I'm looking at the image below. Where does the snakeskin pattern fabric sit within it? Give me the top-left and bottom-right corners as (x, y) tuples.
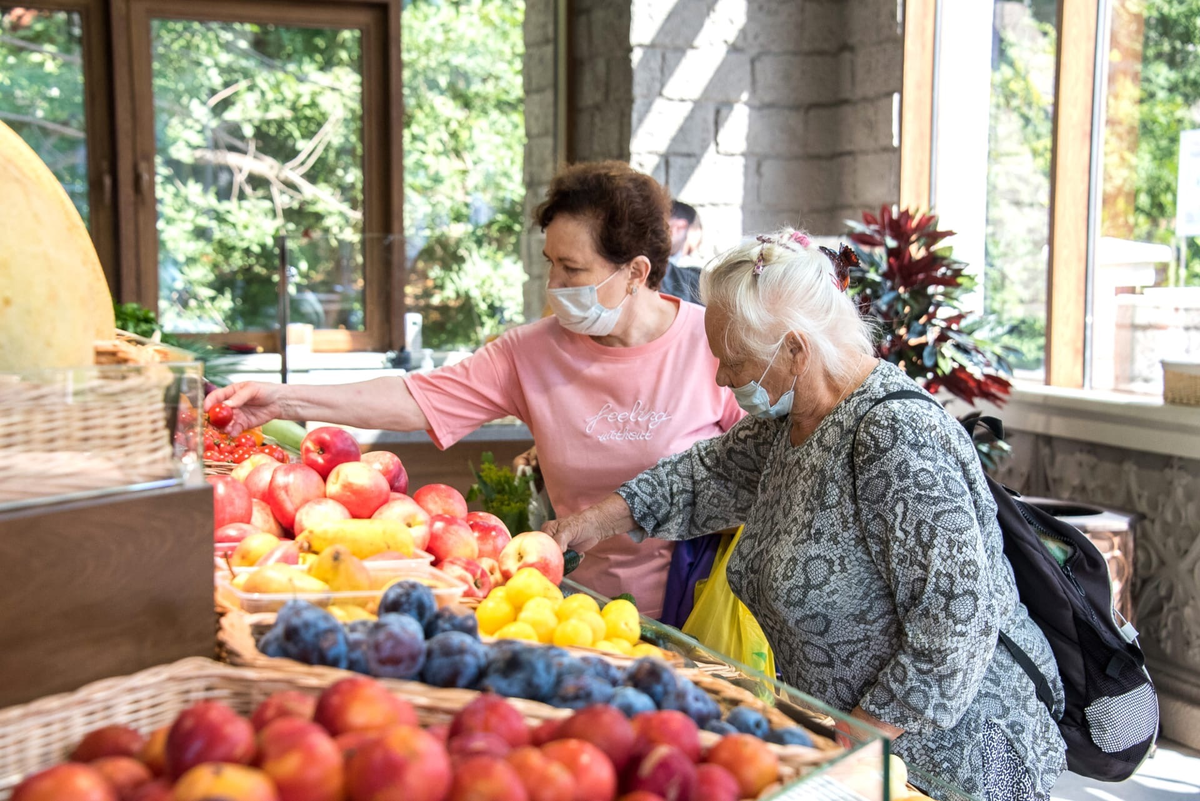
(616, 361), (1067, 799)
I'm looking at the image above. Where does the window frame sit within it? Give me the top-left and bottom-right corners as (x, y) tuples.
(901, 0), (1103, 391)
(9, 0), (404, 352)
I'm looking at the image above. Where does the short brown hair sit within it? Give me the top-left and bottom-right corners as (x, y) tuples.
(533, 161), (672, 290)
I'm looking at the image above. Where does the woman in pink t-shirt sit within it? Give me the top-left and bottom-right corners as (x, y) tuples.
(204, 161), (742, 620)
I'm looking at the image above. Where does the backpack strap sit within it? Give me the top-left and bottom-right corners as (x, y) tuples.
(851, 391), (1060, 716)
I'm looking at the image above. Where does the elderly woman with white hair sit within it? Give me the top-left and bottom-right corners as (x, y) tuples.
(546, 229), (1068, 800)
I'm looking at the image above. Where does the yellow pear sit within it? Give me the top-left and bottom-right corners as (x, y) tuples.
(231, 533), (281, 568)
(243, 564), (329, 594)
(309, 544), (372, 592)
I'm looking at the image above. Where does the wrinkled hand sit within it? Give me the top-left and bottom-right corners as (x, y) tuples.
(543, 512), (610, 554)
(203, 381), (288, 436)
(513, 445), (538, 473)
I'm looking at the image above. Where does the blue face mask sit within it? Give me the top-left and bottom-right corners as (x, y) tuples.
(730, 340), (797, 420)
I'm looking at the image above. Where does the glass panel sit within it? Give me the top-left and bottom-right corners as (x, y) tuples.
(933, 1), (1060, 380)
(0, 7), (89, 226)
(403, 0), (527, 352)
(1090, 0), (1200, 394)
(151, 19), (364, 334)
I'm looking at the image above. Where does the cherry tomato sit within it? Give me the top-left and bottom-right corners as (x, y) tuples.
(207, 402), (234, 429)
(235, 433), (257, 450)
(229, 447), (253, 464)
(204, 446), (222, 461)
(263, 445), (287, 462)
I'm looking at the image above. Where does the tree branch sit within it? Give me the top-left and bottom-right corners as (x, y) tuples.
(0, 111), (85, 138)
(0, 35), (81, 64)
(191, 147), (362, 221)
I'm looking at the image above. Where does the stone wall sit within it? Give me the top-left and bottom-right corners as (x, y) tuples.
(522, 0), (560, 321)
(994, 432), (1200, 749)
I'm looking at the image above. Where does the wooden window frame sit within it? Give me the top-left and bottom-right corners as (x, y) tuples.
(901, 0), (1101, 389)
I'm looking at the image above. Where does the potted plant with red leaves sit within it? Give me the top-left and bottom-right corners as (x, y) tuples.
(847, 207), (1018, 468)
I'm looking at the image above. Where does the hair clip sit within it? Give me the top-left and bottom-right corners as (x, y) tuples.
(819, 243), (858, 292)
(752, 231), (813, 278)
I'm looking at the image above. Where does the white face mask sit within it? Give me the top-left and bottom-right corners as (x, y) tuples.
(730, 339), (797, 420)
(546, 268), (629, 336)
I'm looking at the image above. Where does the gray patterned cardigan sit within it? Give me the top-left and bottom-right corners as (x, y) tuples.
(616, 362), (1067, 798)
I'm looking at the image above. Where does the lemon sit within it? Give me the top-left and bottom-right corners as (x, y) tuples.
(493, 621), (540, 642)
(557, 593), (601, 621)
(552, 619), (595, 648)
(576, 611), (607, 643)
(602, 599), (641, 645)
(605, 637), (634, 655)
(505, 568), (552, 609)
(488, 586), (510, 604)
(476, 595), (517, 635)
(330, 604), (376, 622)
(592, 639), (622, 653)
(518, 597), (560, 643)
(631, 643), (664, 659)
(539, 582), (565, 608)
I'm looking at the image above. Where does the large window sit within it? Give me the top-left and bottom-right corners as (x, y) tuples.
(2, 0), (528, 354)
(922, 0), (1200, 395)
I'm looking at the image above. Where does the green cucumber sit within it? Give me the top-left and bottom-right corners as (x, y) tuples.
(262, 419), (307, 453)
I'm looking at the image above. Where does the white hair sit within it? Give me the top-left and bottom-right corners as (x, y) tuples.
(698, 227), (876, 384)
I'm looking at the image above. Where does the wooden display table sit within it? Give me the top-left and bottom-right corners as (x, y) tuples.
(0, 482), (215, 708)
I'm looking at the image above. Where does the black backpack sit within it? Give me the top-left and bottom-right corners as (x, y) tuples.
(855, 391), (1159, 781)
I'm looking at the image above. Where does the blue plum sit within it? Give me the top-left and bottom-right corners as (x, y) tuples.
(366, 613), (427, 679)
(610, 686), (657, 718)
(421, 631), (488, 689)
(725, 706), (769, 738)
(378, 580), (437, 627)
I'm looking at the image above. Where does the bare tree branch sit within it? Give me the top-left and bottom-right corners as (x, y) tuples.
(0, 35), (81, 64)
(283, 109), (341, 175)
(206, 79), (251, 110)
(0, 111), (84, 139)
(191, 147), (362, 221)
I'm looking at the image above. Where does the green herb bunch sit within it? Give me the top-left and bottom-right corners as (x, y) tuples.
(466, 452), (536, 535)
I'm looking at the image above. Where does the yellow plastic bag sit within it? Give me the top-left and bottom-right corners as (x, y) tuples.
(681, 527), (775, 678)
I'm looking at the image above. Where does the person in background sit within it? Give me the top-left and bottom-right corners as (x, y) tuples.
(659, 201), (703, 305)
(684, 212), (704, 259)
(205, 161), (743, 624)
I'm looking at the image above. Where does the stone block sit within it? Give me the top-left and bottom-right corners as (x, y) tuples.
(797, 2), (845, 54)
(716, 103), (749, 154)
(661, 47), (751, 103)
(742, 207), (803, 234)
(526, 136), (557, 184)
(525, 91), (556, 139)
(745, 107), (806, 156)
(742, 0), (806, 53)
(608, 55), (634, 104)
(590, 3), (633, 62)
(843, 96), (897, 153)
(570, 10), (591, 60)
(757, 156), (842, 209)
(751, 54), (839, 105)
(852, 38), (903, 98)
(576, 57), (608, 109)
(630, 151), (667, 184)
(685, 203), (743, 254)
(631, 98), (717, 155)
(846, 0), (903, 45)
(836, 49), (855, 101)
(524, 0), (554, 47)
(591, 106), (630, 160)
(571, 108), (596, 160)
(665, 155), (700, 194)
(524, 43), (555, 94)
(851, 149), (900, 208)
(804, 104), (843, 156)
(633, 47), (664, 98)
(631, 0), (710, 49)
(678, 152), (749, 205)
(692, 0), (749, 48)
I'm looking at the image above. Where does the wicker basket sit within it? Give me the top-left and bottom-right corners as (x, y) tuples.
(1163, 360), (1200, 406)
(0, 657), (835, 800)
(217, 609), (838, 752)
(0, 364), (186, 504)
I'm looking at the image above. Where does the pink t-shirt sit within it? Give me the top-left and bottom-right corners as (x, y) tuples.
(404, 299), (743, 619)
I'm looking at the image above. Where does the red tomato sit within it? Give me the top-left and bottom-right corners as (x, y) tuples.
(207, 402), (234, 428)
(230, 448), (252, 464)
(263, 445), (287, 462)
(204, 446), (222, 461)
(235, 434), (257, 449)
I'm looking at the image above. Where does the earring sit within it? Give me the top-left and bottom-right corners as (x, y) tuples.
(630, 285), (638, 296)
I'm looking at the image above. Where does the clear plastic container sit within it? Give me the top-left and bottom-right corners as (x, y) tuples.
(226, 549), (436, 578)
(217, 561), (467, 614)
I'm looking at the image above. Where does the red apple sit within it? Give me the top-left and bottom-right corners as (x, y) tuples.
(631, 712), (700, 763)
(693, 764), (739, 801)
(702, 735), (779, 798)
(233, 453), (279, 483)
(505, 747), (574, 801)
(428, 515), (478, 563)
(426, 724), (451, 745)
(363, 451), (409, 493)
(441, 557), (493, 599)
(71, 725), (146, 762)
(479, 557), (504, 590)
(301, 426), (361, 479)
(326, 461), (391, 519)
(448, 732), (512, 764)
(215, 522), (258, 545)
(556, 705), (635, 772)
(449, 756), (529, 801)
(499, 532), (564, 585)
(413, 484), (468, 518)
(345, 725), (452, 801)
(314, 676), (418, 736)
(250, 498), (286, 538)
(294, 497), (352, 537)
(165, 701), (256, 779)
(450, 694), (530, 748)
(467, 512), (512, 561)
(252, 690), (317, 731)
(336, 730), (384, 761)
(209, 475), (253, 531)
(127, 780), (171, 801)
(12, 764), (116, 801)
(625, 746), (695, 801)
(172, 764), (279, 801)
(245, 462), (282, 501)
(89, 756), (152, 801)
(373, 496), (432, 551)
(258, 718), (344, 801)
(619, 794), (664, 801)
(540, 739), (617, 801)
(530, 720), (561, 748)
(267, 464), (326, 530)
